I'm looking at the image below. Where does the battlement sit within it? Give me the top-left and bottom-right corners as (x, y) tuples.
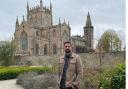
(27, 0), (52, 15)
(28, 5), (51, 14)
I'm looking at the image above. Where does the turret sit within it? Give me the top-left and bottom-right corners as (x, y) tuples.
(15, 16), (19, 31)
(68, 21), (70, 27)
(68, 21), (71, 41)
(22, 15), (25, 24)
(40, 0), (43, 8)
(27, 0), (29, 20)
(27, 0), (29, 12)
(59, 17), (61, 25)
(50, 1), (53, 25)
(50, 1), (52, 12)
(63, 19), (66, 24)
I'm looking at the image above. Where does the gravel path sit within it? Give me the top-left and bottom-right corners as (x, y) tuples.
(0, 79), (24, 89)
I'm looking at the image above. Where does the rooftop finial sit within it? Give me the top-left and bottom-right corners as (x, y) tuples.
(68, 21), (70, 26)
(15, 16), (19, 31)
(27, 0), (29, 9)
(27, 0), (29, 14)
(50, 1), (52, 10)
(23, 15), (25, 22)
(16, 16), (19, 23)
(59, 17), (61, 25)
(40, 0), (43, 7)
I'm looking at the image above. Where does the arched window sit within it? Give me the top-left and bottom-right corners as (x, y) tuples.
(53, 29), (56, 37)
(36, 31), (39, 36)
(44, 44), (47, 55)
(20, 31), (28, 51)
(35, 44), (39, 55)
(63, 31), (69, 42)
(53, 44), (57, 54)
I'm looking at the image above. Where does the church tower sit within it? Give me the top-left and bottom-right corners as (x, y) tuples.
(84, 12), (94, 51)
(26, 0), (53, 27)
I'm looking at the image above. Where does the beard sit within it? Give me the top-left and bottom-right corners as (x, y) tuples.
(65, 49), (71, 58)
(65, 49), (71, 53)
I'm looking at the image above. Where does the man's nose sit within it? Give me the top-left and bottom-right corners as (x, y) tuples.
(66, 46), (69, 48)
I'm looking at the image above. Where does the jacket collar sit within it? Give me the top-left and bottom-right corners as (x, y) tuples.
(62, 52), (75, 59)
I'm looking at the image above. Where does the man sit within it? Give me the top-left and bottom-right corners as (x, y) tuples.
(59, 41), (83, 89)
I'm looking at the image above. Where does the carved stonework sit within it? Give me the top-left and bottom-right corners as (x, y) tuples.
(14, 1), (93, 56)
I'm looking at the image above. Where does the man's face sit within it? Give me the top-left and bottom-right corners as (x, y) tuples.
(64, 43), (72, 53)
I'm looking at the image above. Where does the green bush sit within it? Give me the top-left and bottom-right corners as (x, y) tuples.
(0, 66), (53, 80)
(100, 64), (125, 89)
(111, 64), (125, 89)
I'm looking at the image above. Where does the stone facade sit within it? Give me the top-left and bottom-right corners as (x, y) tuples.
(14, 0), (94, 56)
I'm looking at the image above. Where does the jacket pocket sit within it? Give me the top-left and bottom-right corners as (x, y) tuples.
(69, 60), (76, 71)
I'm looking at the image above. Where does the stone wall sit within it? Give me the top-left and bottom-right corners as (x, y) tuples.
(80, 52), (125, 69)
(15, 52), (125, 69)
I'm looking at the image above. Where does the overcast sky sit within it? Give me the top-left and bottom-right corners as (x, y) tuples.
(0, 0), (125, 43)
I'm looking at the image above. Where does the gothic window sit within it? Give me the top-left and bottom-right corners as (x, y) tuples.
(30, 15), (33, 23)
(44, 44), (47, 55)
(36, 31), (39, 36)
(86, 30), (88, 35)
(53, 29), (56, 37)
(45, 21), (48, 25)
(20, 31), (28, 51)
(63, 31), (69, 42)
(35, 44), (39, 55)
(53, 44), (57, 54)
(42, 31), (44, 37)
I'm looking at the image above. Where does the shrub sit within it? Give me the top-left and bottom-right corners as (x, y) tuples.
(100, 63), (125, 89)
(0, 66), (52, 80)
(111, 64), (125, 89)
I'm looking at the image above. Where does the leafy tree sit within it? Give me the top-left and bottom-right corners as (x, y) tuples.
(0, 42), (15, 66)
(99, 29), (121, 52)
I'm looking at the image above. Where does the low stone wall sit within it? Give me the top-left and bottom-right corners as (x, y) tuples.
(80, 52), (125, 69)
(15, 52), (125, 69)
(15, 55), (59, 67)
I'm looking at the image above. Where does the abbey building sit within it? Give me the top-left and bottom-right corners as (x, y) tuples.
(14, 0), (94, 56)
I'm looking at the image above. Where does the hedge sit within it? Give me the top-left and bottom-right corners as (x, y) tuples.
(0, 66), (54, 80)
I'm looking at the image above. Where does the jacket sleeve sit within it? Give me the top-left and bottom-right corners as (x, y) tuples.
(73, 55), (83, 86)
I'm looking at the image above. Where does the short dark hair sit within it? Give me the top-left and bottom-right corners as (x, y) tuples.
(64, 41), (71, 45)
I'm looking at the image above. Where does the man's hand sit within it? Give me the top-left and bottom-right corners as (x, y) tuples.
(66, 81), (72, 87)
(77, 81), (80, 86)
(72, 81), (80, 86)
